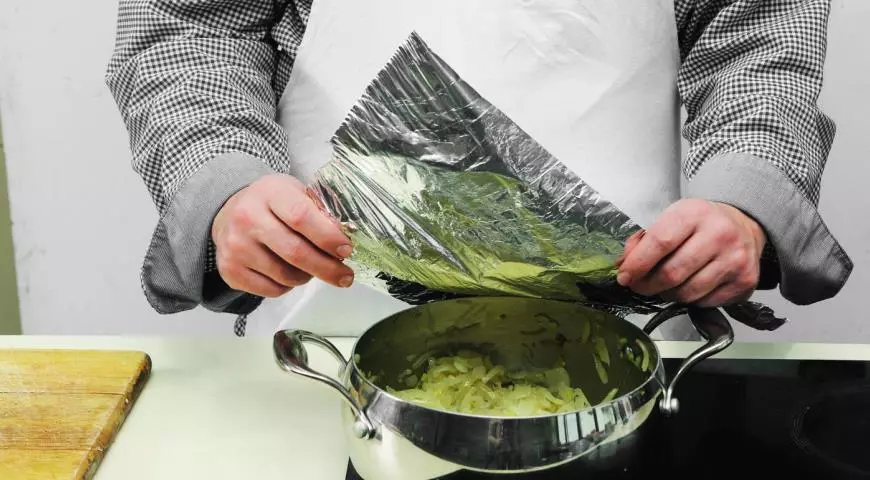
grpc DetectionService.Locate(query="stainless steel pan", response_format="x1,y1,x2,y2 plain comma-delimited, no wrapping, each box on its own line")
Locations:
274,296,733,479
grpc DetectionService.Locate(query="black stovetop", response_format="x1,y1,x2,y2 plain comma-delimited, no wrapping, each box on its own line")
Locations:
346,357,870,479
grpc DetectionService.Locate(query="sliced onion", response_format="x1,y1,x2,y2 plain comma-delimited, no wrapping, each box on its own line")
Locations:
387,352,602,416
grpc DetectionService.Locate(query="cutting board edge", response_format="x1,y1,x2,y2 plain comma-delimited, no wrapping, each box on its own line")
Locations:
84,351,152,480
0,347,153,355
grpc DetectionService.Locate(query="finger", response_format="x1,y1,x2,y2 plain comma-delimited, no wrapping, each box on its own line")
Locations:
694,269,758,308
662,257,736,304
628,231,719,296
257,214,355,288
243,243,313,288
666,240,759,305
615,230,645,267
618,208,697,286
695,286,753,308
269,187,353,259
222,266,292,298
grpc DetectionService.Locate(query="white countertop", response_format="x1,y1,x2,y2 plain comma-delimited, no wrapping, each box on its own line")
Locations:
4,335,870,480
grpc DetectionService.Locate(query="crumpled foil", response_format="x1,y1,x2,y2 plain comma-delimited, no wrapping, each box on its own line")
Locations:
309,32,784,332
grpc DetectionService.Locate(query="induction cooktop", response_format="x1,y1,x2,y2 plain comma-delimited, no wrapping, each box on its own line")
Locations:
346,356,870,479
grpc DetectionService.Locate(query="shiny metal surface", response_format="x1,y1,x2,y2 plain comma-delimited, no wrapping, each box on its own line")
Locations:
309,31,667,317
274,296,735,478
273,330,374,437
306,31,785,334
643,305,734,416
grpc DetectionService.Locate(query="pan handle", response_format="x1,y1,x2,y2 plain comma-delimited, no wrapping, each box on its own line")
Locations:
273,329,374,438
643,305,734,417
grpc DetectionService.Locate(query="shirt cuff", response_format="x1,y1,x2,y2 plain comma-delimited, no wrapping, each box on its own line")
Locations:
684,152,853,305
140,152,273,314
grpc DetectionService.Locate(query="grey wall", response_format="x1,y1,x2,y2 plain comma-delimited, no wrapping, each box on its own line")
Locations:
0,117,21,334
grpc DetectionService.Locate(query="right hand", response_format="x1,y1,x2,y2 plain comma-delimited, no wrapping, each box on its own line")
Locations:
211,173,355,298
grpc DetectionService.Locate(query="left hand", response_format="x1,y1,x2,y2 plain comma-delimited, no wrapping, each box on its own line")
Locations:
615,199,767,307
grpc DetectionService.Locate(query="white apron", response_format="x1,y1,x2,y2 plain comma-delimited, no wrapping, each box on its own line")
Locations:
245,0,697,340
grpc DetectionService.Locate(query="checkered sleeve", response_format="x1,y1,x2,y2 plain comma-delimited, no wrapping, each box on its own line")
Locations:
105,0,311,315
674,0,852,305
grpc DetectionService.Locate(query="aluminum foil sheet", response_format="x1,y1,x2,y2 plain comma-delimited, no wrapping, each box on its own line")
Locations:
309,32,784,331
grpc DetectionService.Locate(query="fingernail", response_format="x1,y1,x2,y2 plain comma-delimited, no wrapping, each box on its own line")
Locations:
337,245,353,258
617,272,631,286
339,276,354,288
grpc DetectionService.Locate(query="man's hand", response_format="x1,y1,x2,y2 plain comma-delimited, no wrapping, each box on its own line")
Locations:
211,174,355,298
616,199,766,307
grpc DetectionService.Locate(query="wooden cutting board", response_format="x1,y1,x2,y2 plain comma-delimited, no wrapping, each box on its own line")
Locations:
0,349,151,480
